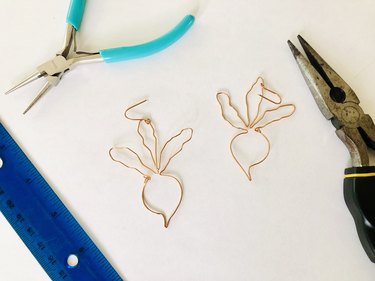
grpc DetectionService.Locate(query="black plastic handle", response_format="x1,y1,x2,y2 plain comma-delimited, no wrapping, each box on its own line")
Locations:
344,166,375,262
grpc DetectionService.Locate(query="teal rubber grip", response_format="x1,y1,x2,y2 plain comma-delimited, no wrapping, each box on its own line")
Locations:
100,15,195,63
66,0,86,30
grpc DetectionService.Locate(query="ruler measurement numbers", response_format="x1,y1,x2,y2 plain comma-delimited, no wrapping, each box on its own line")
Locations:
0,123,122,281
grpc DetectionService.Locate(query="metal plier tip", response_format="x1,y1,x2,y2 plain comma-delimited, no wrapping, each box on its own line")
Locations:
288,35,375,167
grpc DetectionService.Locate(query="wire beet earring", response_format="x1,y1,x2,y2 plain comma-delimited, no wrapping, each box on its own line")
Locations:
109,100,193,228
216,76,296,181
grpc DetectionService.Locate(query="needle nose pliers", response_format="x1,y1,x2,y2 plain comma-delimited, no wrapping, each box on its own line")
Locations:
5,0,195,114
288,35,375,263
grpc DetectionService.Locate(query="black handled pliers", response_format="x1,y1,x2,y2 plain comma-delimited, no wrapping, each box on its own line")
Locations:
288,35,375,263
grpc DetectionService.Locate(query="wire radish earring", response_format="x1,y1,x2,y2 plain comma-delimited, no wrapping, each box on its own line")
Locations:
109,100,193,228
216,76,296,181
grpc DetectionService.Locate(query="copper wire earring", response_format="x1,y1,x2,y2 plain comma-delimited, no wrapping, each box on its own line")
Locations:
109,100,193,228
216,76,296,181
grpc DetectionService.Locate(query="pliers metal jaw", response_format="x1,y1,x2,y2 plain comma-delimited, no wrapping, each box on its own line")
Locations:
5,0,195,114
289,35,375,263
6,25,102,114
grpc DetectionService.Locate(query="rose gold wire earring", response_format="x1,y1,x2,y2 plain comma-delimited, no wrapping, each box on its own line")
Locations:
216,76,296,181
109,100,193,228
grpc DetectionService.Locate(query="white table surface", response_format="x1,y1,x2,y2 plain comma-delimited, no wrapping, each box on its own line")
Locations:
1,0,375,280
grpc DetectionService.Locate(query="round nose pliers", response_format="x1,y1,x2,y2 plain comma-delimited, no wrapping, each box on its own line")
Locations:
5,0,195,114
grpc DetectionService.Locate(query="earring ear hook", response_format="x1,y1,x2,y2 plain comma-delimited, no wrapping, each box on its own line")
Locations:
124,99,149,122
258,82,282,105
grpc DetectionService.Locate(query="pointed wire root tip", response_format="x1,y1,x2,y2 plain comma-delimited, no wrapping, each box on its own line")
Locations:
164,219,169,228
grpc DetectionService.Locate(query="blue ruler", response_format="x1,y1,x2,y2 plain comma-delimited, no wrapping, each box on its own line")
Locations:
0,123,122,281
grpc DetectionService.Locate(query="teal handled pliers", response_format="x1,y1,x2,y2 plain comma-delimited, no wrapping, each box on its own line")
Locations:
5,0,195,114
